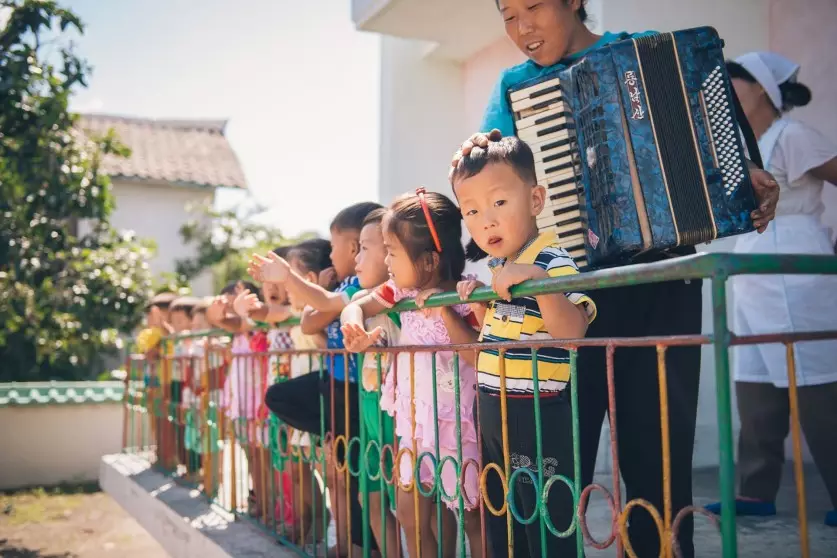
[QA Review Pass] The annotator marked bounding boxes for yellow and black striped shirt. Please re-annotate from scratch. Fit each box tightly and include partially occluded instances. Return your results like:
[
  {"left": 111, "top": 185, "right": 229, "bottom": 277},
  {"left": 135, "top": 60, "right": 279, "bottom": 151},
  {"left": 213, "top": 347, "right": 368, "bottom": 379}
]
[{"left": 477, "top": 232, "right": 596, "bottom": 397}]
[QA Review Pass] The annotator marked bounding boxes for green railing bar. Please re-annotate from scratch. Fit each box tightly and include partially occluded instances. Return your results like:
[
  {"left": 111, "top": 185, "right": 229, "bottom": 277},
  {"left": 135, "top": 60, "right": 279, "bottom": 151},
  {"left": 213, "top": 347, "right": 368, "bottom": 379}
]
[
  {"left": 159, "top": 253, "right": 837, "bottom": 343},
  {"left": 712, "top": 276, "right": 738, "bottom": 558}
]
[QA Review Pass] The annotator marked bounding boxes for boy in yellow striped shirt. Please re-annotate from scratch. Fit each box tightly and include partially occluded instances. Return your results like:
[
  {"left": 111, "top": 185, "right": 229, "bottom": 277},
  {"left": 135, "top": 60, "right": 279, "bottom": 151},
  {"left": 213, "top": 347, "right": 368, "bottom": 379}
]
[{"left": 452, "top": 136, "right": 595, "bottom": 558}]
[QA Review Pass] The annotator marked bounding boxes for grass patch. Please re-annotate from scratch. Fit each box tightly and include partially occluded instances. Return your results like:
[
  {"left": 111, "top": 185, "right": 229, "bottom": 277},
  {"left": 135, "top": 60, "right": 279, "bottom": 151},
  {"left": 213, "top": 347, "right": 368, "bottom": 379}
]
[{"left": 0, "top": 483, "right": 100, "bottom": 526}]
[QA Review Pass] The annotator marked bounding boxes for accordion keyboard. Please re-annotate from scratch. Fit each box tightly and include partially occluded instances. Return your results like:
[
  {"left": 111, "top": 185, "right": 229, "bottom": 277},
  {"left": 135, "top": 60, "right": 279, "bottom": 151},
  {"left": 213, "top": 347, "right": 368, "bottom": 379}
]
[{"left": 510, "top": 77, "right": 588, "bottom": 268}]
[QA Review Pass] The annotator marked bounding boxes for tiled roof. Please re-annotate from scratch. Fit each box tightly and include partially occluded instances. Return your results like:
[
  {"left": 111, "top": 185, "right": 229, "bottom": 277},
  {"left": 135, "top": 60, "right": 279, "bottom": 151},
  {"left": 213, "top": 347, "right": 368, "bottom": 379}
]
[
  {"left": 77, "top": 114, "right": 247, "bottom": 189},
  {"left": 0, "top": 381, "right": 125, "bottom": 407}
]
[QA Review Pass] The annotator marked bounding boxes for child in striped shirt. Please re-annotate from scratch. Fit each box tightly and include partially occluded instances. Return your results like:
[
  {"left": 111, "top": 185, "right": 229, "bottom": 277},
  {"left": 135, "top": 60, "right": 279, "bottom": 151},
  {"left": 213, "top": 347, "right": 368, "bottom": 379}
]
[{"left": 452, "top": 136, "right": 596, "bottom": 558}]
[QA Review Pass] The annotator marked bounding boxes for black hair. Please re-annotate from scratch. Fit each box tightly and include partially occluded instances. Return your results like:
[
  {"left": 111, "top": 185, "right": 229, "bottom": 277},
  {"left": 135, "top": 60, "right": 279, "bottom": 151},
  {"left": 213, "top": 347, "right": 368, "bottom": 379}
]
[
  {"left": 169, "top": 296, "right": 201, "bottom": 315},
  {"left": 726, "top": 60, "right": 811, "bottom": 113},
  {"left": 219, "top": 280, "right": 260, "bottom": 298},
  {"left": 495, "top": 0, "right": 588, "bottom": 22},
  {"left": 362, "top": 207, "right": 387, "bottom": 227},
  {"left": 287, "top": 238, "right": 333, "bottom": 275},
  {"left": 450, "top": 136, "right": 537, "bottom": 186},
  {"left": 191, "top": 297, "right": 211, "bottom": 317},
  {"left": 144, "top": 291, "right": 177, "bottom": 311},
  {"left": 384, "top": 191, "right": 466, "bottom": 283},
  {"left": 272, "top": 245, "right": 290, "bottom": 259},
  {"left": 330, "top": 202, "right": 384, "bottom": 233},
  {"left": 449, "top": 137, "right": 539, "bottom": 262}
]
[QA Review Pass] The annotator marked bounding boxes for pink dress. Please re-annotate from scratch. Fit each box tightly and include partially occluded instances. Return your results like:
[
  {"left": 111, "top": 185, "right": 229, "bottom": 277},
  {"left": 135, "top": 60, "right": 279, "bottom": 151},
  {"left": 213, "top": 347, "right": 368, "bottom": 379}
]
[{"left": 373, "top": 280, "right": 480, "bottom": 510}]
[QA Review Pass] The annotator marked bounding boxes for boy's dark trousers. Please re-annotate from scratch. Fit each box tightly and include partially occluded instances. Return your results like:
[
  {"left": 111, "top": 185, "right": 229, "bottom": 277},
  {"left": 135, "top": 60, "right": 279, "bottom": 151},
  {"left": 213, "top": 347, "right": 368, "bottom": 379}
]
[
  {"left": 480, "top": 391, "right": 578, "bottom": 558},
  {"left": 264, "top": 371, "right": 375, "bottom": 552},
  {"left": 577, "top": 279, "right": 703, "bottom": 558}
]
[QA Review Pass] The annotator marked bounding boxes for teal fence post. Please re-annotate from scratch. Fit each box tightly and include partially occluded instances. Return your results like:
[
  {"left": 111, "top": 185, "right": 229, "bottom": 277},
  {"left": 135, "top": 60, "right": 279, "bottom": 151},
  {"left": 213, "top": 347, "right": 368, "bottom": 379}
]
[{"left": 712, "top": 276, "right": 738, "bottom": 558}]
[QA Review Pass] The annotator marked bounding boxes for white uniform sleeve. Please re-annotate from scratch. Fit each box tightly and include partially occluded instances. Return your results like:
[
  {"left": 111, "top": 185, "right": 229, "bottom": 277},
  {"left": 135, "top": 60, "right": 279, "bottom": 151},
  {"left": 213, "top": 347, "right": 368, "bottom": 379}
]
[{"left": 775, "top": 120, "right": 837, "bottom": 184}]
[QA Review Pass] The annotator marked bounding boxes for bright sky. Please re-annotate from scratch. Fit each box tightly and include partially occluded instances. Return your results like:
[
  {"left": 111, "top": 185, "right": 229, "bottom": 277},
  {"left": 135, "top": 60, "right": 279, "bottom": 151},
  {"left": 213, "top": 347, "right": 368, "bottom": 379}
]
[{"left": 64, "top": 0, "right": 380, "bottom": 238}]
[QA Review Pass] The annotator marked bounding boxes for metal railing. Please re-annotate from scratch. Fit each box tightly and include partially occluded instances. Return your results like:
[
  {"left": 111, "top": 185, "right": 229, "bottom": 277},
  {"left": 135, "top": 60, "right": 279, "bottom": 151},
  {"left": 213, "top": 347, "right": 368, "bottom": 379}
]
[{"left": 121, "top": 253, "right": 837, "bottom": 558}]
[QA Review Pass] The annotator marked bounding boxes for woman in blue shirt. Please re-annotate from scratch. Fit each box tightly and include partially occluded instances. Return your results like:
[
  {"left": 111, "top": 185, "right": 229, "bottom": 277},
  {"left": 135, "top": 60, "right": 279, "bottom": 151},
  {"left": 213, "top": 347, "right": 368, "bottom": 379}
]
[{"left": 453, "top": 2, "right": 780, "bottom": 558}]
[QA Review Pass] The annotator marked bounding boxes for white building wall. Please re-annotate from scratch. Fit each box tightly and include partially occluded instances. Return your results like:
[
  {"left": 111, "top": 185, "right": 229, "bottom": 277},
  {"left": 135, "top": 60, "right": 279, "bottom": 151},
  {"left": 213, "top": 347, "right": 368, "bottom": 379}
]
[
  {"left": 81, "top": 180, "right": 215, "bottom": 296},
  {"left": 378, "top": 36, "right": 466, "bottom": 205},
  {"left": 376, "top": 0, "right": 833, "bottom": 470}
]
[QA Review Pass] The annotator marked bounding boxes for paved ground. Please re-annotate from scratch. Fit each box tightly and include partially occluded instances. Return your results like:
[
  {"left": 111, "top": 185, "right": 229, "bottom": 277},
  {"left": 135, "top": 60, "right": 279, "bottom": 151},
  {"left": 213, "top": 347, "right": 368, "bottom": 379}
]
[
  {"left": 0, "top": 486, "right": 169, "bottom": 558},
  {"left": 580, "top": 465, "right": 836, "bottom": 557}
]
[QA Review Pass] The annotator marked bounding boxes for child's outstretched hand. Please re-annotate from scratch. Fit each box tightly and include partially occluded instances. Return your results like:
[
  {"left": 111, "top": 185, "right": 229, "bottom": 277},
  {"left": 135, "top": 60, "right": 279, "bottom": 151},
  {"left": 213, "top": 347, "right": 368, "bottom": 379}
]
[
  {"left": 492, "top": 263, "right": 545, "bottom": 301},
  {"left": 232, "top": 289, "right": 262, "bottom": 318},
  {"left": 248, "top": 252, "right": 291, "bottom": 283},
  {"left": 414, "top": 287, "right": 444, "bottom": 318},
  {"left": 341, "top": 322, "right": 383, "bottom": 353}
]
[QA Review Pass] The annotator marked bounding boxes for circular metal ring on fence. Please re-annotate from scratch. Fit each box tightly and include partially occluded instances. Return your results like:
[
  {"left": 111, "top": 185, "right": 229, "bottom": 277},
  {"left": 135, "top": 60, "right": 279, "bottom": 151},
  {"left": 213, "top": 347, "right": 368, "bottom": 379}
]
[
  {"left": 508, "top": 467, "right": 540, "bottom": 525},
  {"left": 332, "top": 435, "right": 349, "bottom": 474},
  {"left": 479, "top": 462, "right": 508, "bottom": 517},
  {"left": 364, "top": 439, "right": 382, "bottom": 482},
  {"left": 540, "top": 474, "right": 577, "bottom": 538},
  {"left": 434, "top": 455, "right": 460, "bottom": 503},
  {"left": 671, "top": 505, "right": 719, "bottom": 558},
  {"left": 394, "top": 447, "right": 415, "bottom": 492},
  {"left": 380, "top": 444, "right": 396, "bottom": 486},
  {"left": 416, "top": 452, "right": 439, "bottom": 498},
  {"left": 619, "top": 498, "right": 665, "bottom": 558},
  {"left": 459, "top": 458, "right": 480, "bottom": 510},
  {"left": 577, "top": 483, "right": 618, "bottom": 549},
  {"left": 346, "top": 436, "right": 362, "bottom": 478}
]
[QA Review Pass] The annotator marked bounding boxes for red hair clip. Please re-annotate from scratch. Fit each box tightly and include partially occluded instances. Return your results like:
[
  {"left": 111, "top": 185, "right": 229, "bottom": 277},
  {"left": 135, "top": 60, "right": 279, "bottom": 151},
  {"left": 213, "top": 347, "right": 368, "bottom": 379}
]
[{"left": 416, "top": 187, "right": 442, "bottom": 253}]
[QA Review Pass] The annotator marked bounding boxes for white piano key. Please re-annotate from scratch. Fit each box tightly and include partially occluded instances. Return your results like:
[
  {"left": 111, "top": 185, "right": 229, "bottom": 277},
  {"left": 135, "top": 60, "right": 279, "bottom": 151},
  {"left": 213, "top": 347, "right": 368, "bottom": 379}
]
[
  {"left": 515, "top": 106, "right": 573, "bottom": 132},
  {"left": 511, "top": 89, "right": 564, "bottom": 114},
  {"left": 509, "top": 77, "right": 563, "bottom": 103}
]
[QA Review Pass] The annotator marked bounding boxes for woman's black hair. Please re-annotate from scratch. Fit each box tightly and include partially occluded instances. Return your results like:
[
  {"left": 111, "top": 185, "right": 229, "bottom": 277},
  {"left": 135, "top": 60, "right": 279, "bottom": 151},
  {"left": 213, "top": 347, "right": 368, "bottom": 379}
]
[
  {"left": 287, "top": 238, "right": 333, "bottom": 275},
  {"left": 384, "top": 191, "right": 467, "bottom": 283},
  {"left": 726, "top": 60, "right": 811, "bottom": 113},
  {"left": 495, "top": 0, "right": 588, "bottom": 22}
]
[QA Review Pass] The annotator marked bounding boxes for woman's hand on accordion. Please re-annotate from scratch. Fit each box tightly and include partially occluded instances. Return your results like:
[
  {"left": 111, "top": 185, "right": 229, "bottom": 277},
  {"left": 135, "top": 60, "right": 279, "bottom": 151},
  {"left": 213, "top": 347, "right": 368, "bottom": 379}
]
[
  {"left": 748, "top": 165, "right": 780, "bottom": 233},
  {"left": 450, "top": 129, "right": 503, "bottom": 176}
]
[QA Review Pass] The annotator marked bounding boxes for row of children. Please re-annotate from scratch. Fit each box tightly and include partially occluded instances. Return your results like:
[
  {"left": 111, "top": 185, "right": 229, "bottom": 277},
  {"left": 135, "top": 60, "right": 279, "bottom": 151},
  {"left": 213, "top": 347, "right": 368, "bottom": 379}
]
[
  {"left": 238, "top": 136, "right": 598, "bottom": 558},
  {"left": 137, "top": 135, "right": 595, "bottom": 557}
]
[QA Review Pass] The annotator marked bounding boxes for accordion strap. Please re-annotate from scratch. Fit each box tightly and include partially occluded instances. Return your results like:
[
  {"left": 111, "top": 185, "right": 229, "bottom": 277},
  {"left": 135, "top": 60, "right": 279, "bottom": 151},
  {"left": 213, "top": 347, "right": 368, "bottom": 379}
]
[{"left": 731, "top": 85, "right": 764, "bottom": 170}]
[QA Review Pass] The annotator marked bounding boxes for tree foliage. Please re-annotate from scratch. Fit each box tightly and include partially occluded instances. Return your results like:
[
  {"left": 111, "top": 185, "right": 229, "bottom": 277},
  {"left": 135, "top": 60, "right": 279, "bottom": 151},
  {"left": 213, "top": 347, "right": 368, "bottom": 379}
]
[
  {"left": 0, "top": 0, "right": 154, "bottom": 381},
  {"left": 176, "top": 200, "right": 316, "bottom": 292}
]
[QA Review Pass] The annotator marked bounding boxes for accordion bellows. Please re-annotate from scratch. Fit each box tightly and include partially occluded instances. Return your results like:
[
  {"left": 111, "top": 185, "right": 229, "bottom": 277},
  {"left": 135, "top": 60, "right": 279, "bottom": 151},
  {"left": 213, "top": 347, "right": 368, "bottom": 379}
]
[{"left": 510, "top": 27, "right": 758, "bottom": 269}]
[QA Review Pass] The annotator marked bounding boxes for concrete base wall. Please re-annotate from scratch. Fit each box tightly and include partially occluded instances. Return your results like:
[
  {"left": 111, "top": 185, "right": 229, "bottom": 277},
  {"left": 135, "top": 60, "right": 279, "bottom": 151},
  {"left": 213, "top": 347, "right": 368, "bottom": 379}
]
[{"left": 100, "top": 453, "right": 296, "bottom": 558}]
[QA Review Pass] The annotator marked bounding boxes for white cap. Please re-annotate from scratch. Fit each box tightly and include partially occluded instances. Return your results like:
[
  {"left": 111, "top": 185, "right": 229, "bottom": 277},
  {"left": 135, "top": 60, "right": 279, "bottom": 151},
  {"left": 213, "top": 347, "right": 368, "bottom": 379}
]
[{"left": 734, "top": 51, "right": 800, "bottom": 111}]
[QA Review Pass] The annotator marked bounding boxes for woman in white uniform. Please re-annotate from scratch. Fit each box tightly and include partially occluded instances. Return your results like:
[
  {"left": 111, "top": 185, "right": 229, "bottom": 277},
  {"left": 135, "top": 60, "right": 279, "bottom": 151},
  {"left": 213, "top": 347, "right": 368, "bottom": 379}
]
[{"left": 705, "top": 52, "right": 837, "bottom": 526}]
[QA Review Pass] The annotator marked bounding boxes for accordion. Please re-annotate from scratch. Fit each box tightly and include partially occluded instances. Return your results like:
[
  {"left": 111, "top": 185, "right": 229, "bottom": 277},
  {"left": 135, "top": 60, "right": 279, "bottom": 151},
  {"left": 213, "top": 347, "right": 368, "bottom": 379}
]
[{"left": 509, "top": 27, "right": 759, "bottom": 269}]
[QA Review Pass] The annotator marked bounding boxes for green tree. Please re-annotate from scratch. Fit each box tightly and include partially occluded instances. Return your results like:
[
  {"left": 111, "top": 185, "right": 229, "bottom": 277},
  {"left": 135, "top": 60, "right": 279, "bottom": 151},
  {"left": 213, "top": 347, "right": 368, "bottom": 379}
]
[
  {"left": 0, "top": 0, "right": 154, "bottom": 381},
  {"left": 177, "top": 199, "right": 316, "bottom": 292}
]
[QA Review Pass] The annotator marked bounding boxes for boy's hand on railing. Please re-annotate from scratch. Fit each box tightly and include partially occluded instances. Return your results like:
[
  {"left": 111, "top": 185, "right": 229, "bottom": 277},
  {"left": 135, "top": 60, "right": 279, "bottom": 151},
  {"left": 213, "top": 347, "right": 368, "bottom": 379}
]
[
  {"left": 248, "top": 252, "right": 291, "bottom": 283},
  {"left": 341, "top": 322, "right": 382, "bottom": 353},
  {"left": 232, "top": 289, "right": 262, "bottom": 318},
  {"left": 492, "top": 263, "right": 546, "bottom": 302}
]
